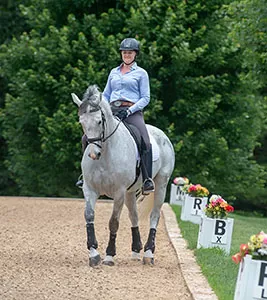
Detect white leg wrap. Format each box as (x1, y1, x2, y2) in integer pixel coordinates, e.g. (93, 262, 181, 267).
(103, 255, 114, 263)
(131, 251, 141, 260)
(89, 247, 99, 258)
(143, 249, 153, 258)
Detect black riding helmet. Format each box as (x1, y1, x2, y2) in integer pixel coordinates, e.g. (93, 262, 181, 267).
(119, 38, 140, 54)
(119, 38, 140, 65)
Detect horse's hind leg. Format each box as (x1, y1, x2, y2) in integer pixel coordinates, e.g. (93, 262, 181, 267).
(125, 192, 143, 260)
(143, 176, 169, 265)
(103, 194, 124, 266)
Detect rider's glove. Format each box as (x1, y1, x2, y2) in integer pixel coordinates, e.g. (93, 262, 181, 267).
(116, 109, 131, 120)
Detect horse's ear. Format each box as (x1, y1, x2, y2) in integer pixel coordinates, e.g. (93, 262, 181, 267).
(71, 93, 82, 107)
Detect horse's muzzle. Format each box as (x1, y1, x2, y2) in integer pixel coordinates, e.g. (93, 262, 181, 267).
(88, 152, 101, 160)
(88, 144, 101, 160)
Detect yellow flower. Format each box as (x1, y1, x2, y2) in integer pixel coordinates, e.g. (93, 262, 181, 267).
(248, 242, 255, 252)
(258, 234, 264, 243)
(203, 187, 209, 195)
(256, 242, 262, 249)
(250, 235, 256, 243)
(220, 202, 227, 208)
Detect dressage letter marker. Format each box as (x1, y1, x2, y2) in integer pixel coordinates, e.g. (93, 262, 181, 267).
(197, 216, 234, 254)
(181, 195, 208, 224)
(169, 184, 184, 206)
(253, 262, 267, 299)
(235, 256, 267, 299)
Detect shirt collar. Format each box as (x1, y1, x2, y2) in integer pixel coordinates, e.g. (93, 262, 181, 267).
(118, 62, 138, 71)
(130, 62, 137, 70)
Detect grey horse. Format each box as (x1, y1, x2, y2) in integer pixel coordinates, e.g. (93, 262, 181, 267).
(72, 85, 175, 266)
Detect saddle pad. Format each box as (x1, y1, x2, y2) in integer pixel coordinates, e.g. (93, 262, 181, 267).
(149, 133, 160, 162)
(130, 133, 159, 162)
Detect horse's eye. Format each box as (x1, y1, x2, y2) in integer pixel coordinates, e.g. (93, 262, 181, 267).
(98, 120, 102, 125)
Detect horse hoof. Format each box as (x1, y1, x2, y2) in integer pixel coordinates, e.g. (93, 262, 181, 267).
(89, 254, 101, 267)
(143, 256, 154, 265)
(102, 255, 114, 266)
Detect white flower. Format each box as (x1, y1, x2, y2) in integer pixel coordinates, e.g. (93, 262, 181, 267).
(173, 177, 187, 185)
(209, 194, 220, 202)
(258, 248, 267, 256)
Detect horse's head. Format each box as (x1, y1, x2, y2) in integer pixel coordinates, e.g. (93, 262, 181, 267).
(72, 85, 104, 160)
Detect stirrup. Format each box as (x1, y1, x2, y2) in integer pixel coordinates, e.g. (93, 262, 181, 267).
(142, 178, 155, 195)
(76, 174, 83, 189)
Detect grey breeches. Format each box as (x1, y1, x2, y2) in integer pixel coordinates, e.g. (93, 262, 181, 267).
(124, 111, 150, 151)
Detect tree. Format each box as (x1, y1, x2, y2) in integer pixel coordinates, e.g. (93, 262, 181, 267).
(226, 0, 267, 212)
(0, 0, 266, 210)
(0, 0, 31, 195)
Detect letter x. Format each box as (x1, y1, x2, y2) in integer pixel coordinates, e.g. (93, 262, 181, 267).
(216, 236, 222, 243)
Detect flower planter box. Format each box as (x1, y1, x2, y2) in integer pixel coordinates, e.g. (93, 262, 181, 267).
(169, 183, 185, 206)
(180, 195, 208, 224)
(197, 215, 234, 254)
(234, 255, 267, 300)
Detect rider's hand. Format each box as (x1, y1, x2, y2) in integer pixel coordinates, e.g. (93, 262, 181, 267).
(116, 109, 131, 120)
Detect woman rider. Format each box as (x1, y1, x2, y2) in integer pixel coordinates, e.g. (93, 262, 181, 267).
(76, 38, 155, 195)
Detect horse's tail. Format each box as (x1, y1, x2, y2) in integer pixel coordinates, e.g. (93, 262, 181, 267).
(137, 193, 154, 222)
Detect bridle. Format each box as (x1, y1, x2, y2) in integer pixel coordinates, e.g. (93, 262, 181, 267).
(85, 95, 122, 148)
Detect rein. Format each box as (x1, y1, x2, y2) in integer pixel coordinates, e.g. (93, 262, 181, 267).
(86, 99, 122, 145)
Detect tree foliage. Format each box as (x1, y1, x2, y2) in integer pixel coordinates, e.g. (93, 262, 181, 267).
(227, 0, 267, 210)
(0, 0, 266, 211)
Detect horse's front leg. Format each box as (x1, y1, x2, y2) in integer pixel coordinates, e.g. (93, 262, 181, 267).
(125, 191, 143, 260)
(83, 186, 100, 267)
(103, 193, 125, 266)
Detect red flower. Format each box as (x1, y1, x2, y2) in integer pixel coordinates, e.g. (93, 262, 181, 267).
(226, 205, 234, 212)
(240, 244, 249, 256)
(232, 253, 242, 264)
(189, 185, 197, 192)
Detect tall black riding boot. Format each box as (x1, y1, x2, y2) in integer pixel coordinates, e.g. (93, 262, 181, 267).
(141, 145, 155, 195)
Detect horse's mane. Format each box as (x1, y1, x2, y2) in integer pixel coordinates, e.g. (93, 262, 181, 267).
(82, 85, 100, 104)
(79, 85, 113, 122)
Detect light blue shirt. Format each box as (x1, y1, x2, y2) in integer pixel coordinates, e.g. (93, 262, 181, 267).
(103, 62, 150, 114)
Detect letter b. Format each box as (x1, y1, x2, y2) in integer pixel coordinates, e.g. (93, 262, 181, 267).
(215, 220, 226, 235)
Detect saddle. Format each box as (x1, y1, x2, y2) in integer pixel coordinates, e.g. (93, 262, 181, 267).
(123, 122, 144, 157)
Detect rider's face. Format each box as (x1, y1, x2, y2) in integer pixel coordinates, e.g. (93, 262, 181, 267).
(121, 50, 136, 64)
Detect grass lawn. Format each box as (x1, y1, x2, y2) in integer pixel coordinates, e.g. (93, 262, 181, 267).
(171, 205, 267, 300)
